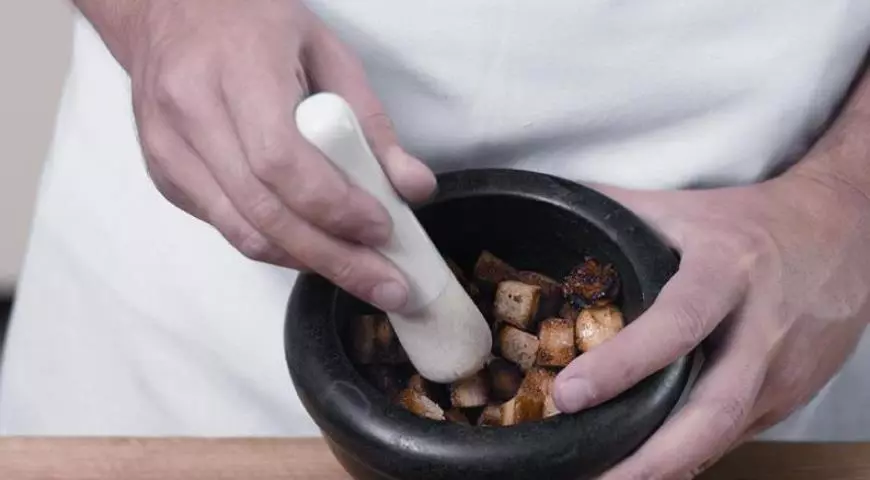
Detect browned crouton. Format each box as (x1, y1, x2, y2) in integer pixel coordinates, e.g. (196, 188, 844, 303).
(449, 370, 490, 408)
(473, 251, 519, 285)
(445, 408, 471, 424)
(575, 305, 625, 352)
(494, 281, 541, 330)
(517, 270, 563, 319)
(499, 392, 545, 426)
(498, 325, 540, 371)
(536, 317, 577, 367)
(350, 314, 408, 364)
(477, 404, 502, 426)
(397, 388, 445, 421)
(446, 257, 480, 299)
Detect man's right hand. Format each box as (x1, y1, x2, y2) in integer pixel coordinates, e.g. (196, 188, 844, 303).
(78, 0, 437, 311)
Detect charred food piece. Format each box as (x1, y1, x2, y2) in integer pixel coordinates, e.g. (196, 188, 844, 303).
(536, 317, 577, 367)
(361, 365, 405, 400)
(494, 281, 541, 330)
(562, 257, 620, 308)
(450, 370, 490, 408)
(499, 325, 540, 371)
(350, 314, 409, 364)
(473, 251, 519, 285)
(477, 404, 502, 426)
(517, 271, 564, 319)
(575, 304, 625, 352)
(558, 302, 580, 320)
(487, 357, 523, 401)
(397, 387, 445, 421)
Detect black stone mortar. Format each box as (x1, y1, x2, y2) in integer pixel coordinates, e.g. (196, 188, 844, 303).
(286, 168, 696, 480)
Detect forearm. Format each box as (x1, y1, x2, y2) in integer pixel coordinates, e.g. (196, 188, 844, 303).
(0, 438, 346, 480)
(788, 59, 870, 200)
(71, 0, 147, 70)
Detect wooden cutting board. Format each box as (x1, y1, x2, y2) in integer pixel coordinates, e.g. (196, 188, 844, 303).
(0, 438, 868, 479)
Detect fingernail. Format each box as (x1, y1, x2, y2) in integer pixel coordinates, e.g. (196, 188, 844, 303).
(372, 281, 408, 312)
(554, 377, 596, 413)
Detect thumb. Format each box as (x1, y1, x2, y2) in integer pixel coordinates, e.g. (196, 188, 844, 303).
(305, 27, 437, 203)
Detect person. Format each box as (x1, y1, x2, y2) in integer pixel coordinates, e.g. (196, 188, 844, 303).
(2, 0, 869, 477)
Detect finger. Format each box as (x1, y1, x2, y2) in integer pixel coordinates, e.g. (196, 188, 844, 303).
(159, 89, 411, 311)
(139, 116, 305, 270)
(218, 57, 393, 247)
(305, 26, 437, 203)
(553, 248, 746, 413)
(599, 342, 765, 480)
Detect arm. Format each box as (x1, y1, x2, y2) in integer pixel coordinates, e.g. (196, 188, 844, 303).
(789, 58, 870, 201)
(70, 0, 144, 70)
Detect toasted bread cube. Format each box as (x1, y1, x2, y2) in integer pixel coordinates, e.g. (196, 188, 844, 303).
(350, 314, 408, 364)
(518, 367, 558, 420)
(447, 257, 480, 298)
(473, 251, 519, 285)
(536, 317, 577, 367)
(520, 367, 557, 397)
(498, 325, 540, 371)
(397, 388, 445, 421)
(494, 281, 541, 330)
(499, 392, 545, 426)
(408, 373, 450, 409)
(543, 393, 561, 418)
(517, 270, 563, 319)
(520, 367, 562, 418)
(575, 305, 625, 352)
(487, 357, 523, 401)
(477, 404, 502, 426)
(450, 370, 490, 408)
(445, 408, 471, 424)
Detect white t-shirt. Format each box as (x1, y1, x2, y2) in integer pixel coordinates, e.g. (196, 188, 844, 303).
(2, 1, 870, 439)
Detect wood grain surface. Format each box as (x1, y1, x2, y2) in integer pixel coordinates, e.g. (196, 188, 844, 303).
(0, 438, 867, 480)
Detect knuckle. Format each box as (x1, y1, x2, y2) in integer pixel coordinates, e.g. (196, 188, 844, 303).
(328, 257, 364, 291)
(669, 300, 710, 352)
(238, 234, 276, 262)
(228, 228, 277, 263)
(709, 395, 750, 432)
(249, 149, 294, 182)
(245, 194, 287, 233)
(153, 58, 209, 112)
(293, 179, 350, 223)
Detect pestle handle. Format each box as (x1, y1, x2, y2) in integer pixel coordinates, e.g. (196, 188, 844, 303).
(295, 93, 492, 382)
(294, 93, 448, 313)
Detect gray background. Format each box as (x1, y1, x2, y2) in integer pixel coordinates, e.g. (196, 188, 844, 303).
(0, 0, 73, 291)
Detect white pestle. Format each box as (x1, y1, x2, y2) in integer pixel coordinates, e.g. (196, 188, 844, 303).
(295, 92, 492, 383)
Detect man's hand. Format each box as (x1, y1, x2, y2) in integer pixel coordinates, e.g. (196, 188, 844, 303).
(552, 165, 870, 478)
(78, 0, 436, 312)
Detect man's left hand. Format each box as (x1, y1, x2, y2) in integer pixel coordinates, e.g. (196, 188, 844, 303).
(552, 171, 870, 479)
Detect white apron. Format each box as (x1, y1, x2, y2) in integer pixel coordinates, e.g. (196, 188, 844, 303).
(2, 1, 869, 440)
